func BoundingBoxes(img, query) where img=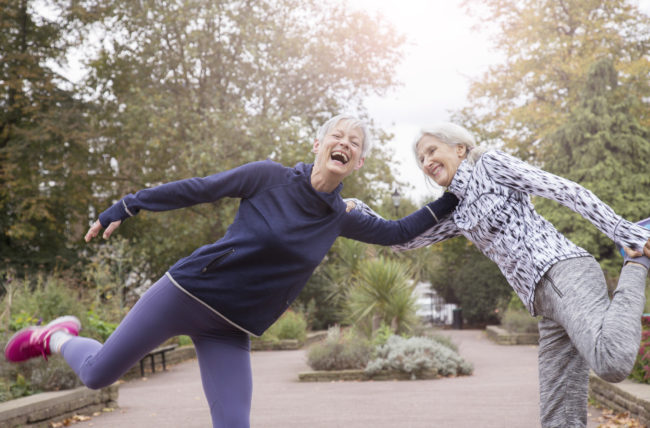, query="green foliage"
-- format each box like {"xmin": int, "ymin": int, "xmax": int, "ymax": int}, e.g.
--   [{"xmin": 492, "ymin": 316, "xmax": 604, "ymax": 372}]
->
[
  {"xmin": 307, "ymin": 325, "xmax": 374, "ymax": 371},
  {"xmin": 371, "ymin": 322, "xmax": 394, "ymax": 347},
  {"xmin": 425, "ymin": 237, "xmax": 511, "ymax": 325},
  {"xmin": 177, "ymin": 335, "xmax": 193, "ymax": 347},
  {"xmin": 453, "ymin": 0, "xmax": 650, "ymax": 294},
  {"xmin": 499, "ymin": 292, "xmax": 538, "ymax": 333},
  {"xmin": 0, "ymin": 1, "xmax": 97, "ymax": 272},
  {"xmin": 297, "ymin": 238, "xmax": 371, "ymax": 330},
  {"xmin": 258, "ymin": 310, "xmax": 307, "ymax": 344},
  {"xmin": 80, "ymin": 0, "xmax": 405, "ymax": 275},
  {"xmin": 85, "ymin": 310, "xmax": 118, "ymax": 342},
  {"xmin": 457, "ymin": 0, "xmax": 650, "ymax": 161},
  {"xmin": 8, "ymin": 311, "xmax": 40, "ymax": 332},
  {"xmin": 630, "ymin": 315, "xmax": 650, "ymax": 384},
  {"xmin": 84, "ymin": 236, "xmax": 149, "ymax": 312},
  {"xmin": 534, "ymin": 58, "xmax": 650, "ymax": 277},
  {"xmin": 5, "ymin": 274, "xmax": 86, "ymax": 331},
  {"xmin": 505, "ymin": 291, "xmax": 526, "ymax": 313},
  {"xmin": 0, "ymin": 355, "xmax": 82, "ymax": 403},
  {"xmin": 6, "ymin": 374, "xmax": 34, "ymax": 400},
  {"xmin": 365, "ymin": 335, "xmax": 473, "ymax": 379},
  {"xmin": 426, "ymin": 333, "xmax": 459, "ymax": 353},
  {"xmin": 1, "ymin": 271, "xmax": 124, "ymax": 343},
  {"xmin": 344, "ymin": 256, "xmax": 419, "ymax": 337},
  {"xmin": 0, "ymin": 271, "xmax": 124, "ymax": 401},
  {"xmin": 501, "ymin": 310, "xmax": 539, "ymax": 334}
]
